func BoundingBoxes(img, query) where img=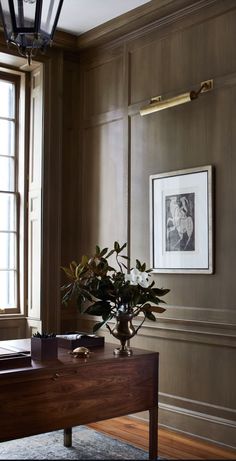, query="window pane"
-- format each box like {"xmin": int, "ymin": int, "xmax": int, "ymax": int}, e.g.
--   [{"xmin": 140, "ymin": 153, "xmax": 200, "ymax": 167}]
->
[
  {"xmin": 0, "ymin": 270, "xmax": 16, "ymax": 308},
  {"xmin": 0, "ymin": 119, "xmax": 15, "ymax": 156},
  {"xmin": 14, "ymin": 0, "xmax": 35, "ymax": 26},
  {"xmin": 0, "ymin": 193, "xmax": 16, "ymax": 231},
  {"xmin": 42, "ymin": 0, "xmax": 61, "ymax": 35},
  {"xmin": 0, "ymin": 80, "xmax": 15, "ymax": 118},
  {"xmin": 0, "ymin": 232, "xmax": 16, "ymax": 269},
  {"xmin": 0, "ymin": 156, "xmax": 15, "ymax": 191}
]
